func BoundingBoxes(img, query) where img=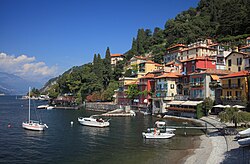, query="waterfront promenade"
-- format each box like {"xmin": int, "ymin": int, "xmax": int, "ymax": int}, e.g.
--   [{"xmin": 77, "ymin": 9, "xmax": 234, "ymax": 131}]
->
[{"xmin": 184, "ymin": 116, "xmax": 250, "ymax": 164}]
